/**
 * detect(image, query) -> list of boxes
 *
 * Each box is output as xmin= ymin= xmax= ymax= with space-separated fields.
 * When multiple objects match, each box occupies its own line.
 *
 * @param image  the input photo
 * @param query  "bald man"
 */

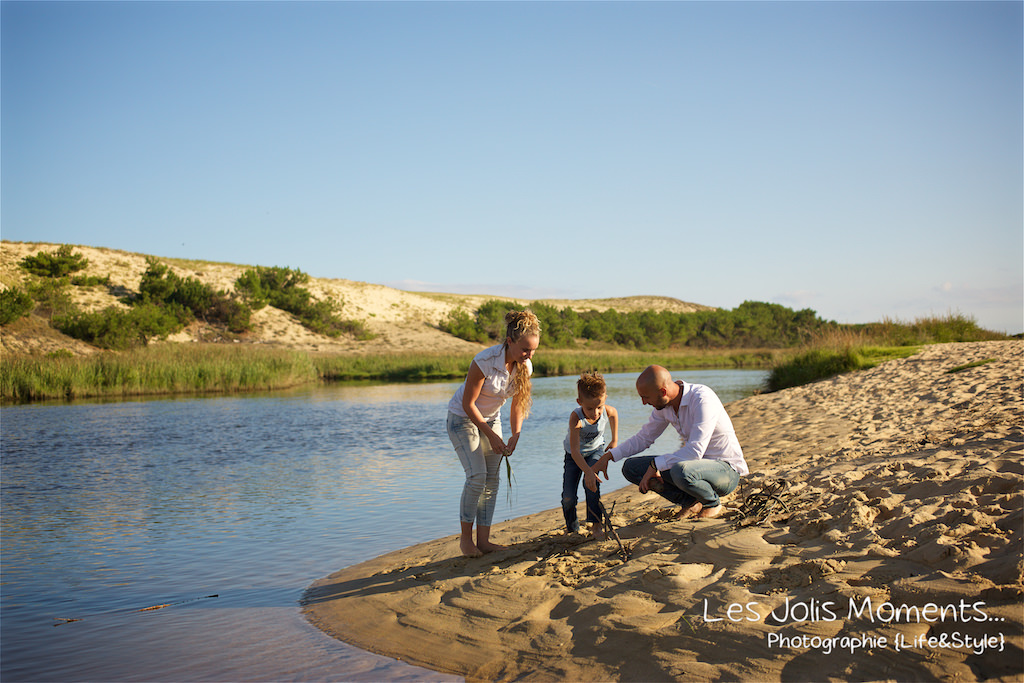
xmin=594 ymin=365 xmax=747 ymax=519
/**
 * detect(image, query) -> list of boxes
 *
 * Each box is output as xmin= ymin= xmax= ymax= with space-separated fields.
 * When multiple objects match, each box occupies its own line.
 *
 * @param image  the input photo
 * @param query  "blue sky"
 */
xmin=3 ymin=1 xmax=1022 ymax=333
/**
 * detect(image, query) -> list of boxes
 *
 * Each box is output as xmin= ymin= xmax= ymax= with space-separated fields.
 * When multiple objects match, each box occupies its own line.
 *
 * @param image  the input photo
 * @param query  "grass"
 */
xmin=765 ymin=346 xmax=919 ymax=392
xmin=946 ymin=358 xmax=997 ymax=374
xmin=1 ymin=312 xmax=1009 ymax=402
xmin=764 ymin=312 xmax=1004 ymax=392
xmin=1 ymin=345 xmax=780 ymax=403
xmin=1 ymin=344 xmax=317 ymax=402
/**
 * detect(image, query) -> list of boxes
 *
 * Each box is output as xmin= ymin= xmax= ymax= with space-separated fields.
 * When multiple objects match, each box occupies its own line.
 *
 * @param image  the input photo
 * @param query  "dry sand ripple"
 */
xmin=304 ymin=341 xmax=1022 ymax=682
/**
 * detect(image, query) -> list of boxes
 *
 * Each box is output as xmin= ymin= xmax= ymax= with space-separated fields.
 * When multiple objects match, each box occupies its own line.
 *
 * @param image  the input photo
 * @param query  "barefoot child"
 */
xmin=562 ymin=372 xmax=618 ymax=538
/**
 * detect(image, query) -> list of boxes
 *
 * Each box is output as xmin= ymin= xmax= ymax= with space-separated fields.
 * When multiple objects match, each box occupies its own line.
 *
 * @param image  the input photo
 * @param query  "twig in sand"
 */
xmin=601 ymin=502 xmax=633 ymax=562
xmin=734 ymin=479 xmax=790 ymax=528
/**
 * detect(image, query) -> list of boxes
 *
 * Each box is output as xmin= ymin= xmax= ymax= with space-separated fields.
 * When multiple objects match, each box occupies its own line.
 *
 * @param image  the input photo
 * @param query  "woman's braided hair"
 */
xmin=503 ymin=309 xmax=540 ymax=419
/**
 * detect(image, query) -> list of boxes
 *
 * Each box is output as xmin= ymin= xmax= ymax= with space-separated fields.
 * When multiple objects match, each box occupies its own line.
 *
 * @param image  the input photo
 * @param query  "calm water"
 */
xmin=0 ymin=369 xmax=768 ymax=682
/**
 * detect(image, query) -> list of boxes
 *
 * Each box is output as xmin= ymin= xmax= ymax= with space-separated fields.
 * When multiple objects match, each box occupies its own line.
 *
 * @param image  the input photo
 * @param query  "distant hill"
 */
xmin=0 ymin=241 xmax=714 ymax=356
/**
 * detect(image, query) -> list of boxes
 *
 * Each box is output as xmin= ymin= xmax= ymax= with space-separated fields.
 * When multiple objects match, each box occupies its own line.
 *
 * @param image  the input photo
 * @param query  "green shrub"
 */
xmin=139 ymin=258 xmax=212 ymax=315
xmin=208 ymin=296 xmax=252 ymax=334
xmin=530 ymin=302 xmax=580 ymax=348
xmin=476 ymin=300 xmax=516 ymax=340
xmin=138 ymin=258 xmax=251 ymax=332
xmin=24 ymin=278 xmax=75 ymax=319
xmin=0 ymin=288 xmax=35 ymax=324
xmin=18 ymin=245 xmax=89 ymax=278
xmin=438 ymin=299 xmax=519 ymax=344
xmin=235 ymin=266 xmax=308 ymax=311
xmin=70 ymin=274 xmax=111 ymax=287
xmin=233 ymin=268 xmax=270 ymax=309
xmin=234 ymin=265 xmax=367 ymax=338
xmin=138 ymin=258 xmax=179 ymax=304
xmin=54 ymin=303 xmax=188 ymax=350
xmin=439 ymin=308 xmax=488 ymax=343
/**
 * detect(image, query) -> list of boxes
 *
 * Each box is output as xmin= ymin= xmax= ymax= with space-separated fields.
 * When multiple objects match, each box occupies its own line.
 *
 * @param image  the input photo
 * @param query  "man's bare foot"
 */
xmin=460 ymin=538 xmax=483 ymax=557
xmin=477 ymin=541 xmax=508 ymax=553
xmin=675 ymin=501 xmax=702 ymax=519
xmin=698 ymin=504 xmax=724 ymax=519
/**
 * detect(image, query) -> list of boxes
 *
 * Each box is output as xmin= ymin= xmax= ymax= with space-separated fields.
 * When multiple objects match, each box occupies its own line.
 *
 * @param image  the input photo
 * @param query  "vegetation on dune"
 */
xmin=18 ymin=244 xmax=90 ymax=278
xmin=1 ymin=245 xmax=369 ymax=350
xmin=0 ymin=244 xmax=1011 ymax=402
xmin=234 ymin=265 xmax=370 ymax=338
xmin=0 ymin=288 xmax=34 ymax=325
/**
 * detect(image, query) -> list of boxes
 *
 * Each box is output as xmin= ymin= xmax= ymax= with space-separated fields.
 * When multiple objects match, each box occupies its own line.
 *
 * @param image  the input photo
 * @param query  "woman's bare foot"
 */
xmin=477 ymin=541 xmax=508 ymax=553
xmin=675 ymin=501 xmax=703 ymax=519
xmin=460 ymin=537 xmax=483 ymax=557
xmin=698 ymin=505 xmax=724 ymax=519
xmin=475 ymin=525 xmax=506 ymax=553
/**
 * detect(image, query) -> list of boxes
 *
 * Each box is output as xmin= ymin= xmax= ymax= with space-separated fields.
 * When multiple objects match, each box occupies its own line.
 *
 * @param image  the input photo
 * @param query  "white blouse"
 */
xmin=447 ymin=343 xmax=532 ymax=420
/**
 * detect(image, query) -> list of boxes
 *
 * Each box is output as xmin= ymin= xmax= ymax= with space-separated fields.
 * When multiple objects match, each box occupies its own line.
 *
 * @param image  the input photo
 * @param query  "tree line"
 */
xmin=441 ymin=299 xmax=828 ymax=350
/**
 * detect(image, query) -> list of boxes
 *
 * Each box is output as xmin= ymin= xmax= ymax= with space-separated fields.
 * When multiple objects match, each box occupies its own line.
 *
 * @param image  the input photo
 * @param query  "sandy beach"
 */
xmin=304 ymin=340 xmax=1023 ymax=682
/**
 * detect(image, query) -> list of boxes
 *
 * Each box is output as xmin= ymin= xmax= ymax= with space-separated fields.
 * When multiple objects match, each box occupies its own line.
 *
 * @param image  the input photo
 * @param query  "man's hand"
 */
xmin=593 ymin=451 xmax=612 ymax=480
xmin=639 ymin=466 xmax=662 ymax=494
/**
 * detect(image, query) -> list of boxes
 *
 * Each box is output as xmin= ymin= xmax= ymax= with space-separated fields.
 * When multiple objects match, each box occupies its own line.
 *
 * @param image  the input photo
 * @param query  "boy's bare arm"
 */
xmin=568 ymin=413 xmax=590 ymax=471
xmin=607 ymin=405 xmax=619 ymax=450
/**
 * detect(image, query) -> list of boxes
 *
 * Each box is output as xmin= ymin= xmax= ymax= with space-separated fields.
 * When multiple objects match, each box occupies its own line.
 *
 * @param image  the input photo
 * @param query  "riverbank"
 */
xmin=303 ymin=340 xmax=1023 ymax=682
xmin=0 ymin=342 xmax=781 ymax=403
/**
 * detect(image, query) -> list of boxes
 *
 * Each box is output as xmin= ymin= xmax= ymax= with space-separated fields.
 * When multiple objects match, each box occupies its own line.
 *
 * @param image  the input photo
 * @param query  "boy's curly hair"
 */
xmin=503 ymin=309 xmax=540 ymax=419
xmin=577 ymin=371 xmax=606 ymax=400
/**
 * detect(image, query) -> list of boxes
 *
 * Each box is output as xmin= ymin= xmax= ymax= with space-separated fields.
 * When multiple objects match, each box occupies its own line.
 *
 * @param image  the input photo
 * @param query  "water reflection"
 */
xmin=1 ymin=369 xmax=767 ymax=682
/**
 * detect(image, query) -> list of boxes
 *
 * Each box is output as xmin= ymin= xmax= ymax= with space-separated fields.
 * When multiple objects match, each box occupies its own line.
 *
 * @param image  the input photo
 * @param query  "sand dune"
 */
xmin=304 ymin=340 xmax=1023 ymax=682
xmin=0 ymin=241 xmax=709 ymax=357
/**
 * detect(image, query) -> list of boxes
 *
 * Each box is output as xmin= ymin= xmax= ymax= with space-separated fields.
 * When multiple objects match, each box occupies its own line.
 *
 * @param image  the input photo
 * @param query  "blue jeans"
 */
xmin=447 ymin=412 xmax=502 ymax=526
xmin=622 ymin=456 xmax=739 ymax=508
xmin=561 ymin=452 xmax=605 ymax=532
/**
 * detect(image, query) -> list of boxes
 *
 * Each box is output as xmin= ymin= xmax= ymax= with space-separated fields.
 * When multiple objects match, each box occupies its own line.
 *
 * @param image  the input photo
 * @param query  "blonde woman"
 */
xmin=447 ymin=310 xmax=540 ymax=557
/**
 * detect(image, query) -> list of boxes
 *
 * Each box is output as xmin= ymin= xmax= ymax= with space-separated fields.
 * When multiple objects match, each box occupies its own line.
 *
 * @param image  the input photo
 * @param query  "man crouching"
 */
xmin=594 ymin=365 xmax=747 ymax=519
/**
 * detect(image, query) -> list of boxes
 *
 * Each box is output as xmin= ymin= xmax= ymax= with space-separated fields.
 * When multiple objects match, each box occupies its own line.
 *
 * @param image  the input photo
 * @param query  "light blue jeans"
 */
xmin=622 ymin=456 xmax=739 ymax=508
xmin=447 ymin=412 xmax=503 ymax=526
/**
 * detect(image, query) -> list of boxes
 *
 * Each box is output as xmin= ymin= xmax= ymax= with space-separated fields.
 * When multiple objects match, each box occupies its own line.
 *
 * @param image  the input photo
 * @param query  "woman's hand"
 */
xmin=503 ymin=432 xmax=521 ymax=457
xmin=487 ymin=432 xmax=508 ymax=456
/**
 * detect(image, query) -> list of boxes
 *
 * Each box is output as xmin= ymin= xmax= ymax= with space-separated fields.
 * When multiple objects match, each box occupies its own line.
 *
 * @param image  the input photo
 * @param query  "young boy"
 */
xmin=562 ymin=371 xmax=618 ymax=539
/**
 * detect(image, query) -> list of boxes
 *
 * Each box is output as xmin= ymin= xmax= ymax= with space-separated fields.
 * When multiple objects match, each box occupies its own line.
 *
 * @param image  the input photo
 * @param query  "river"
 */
xmin=0 ymin=369 xmax=768 ymax=681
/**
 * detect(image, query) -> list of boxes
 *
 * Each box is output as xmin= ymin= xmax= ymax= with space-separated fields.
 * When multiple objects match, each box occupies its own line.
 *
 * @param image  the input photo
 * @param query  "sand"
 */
xmin=303 ymin=340 xmax=1023 ymax=682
